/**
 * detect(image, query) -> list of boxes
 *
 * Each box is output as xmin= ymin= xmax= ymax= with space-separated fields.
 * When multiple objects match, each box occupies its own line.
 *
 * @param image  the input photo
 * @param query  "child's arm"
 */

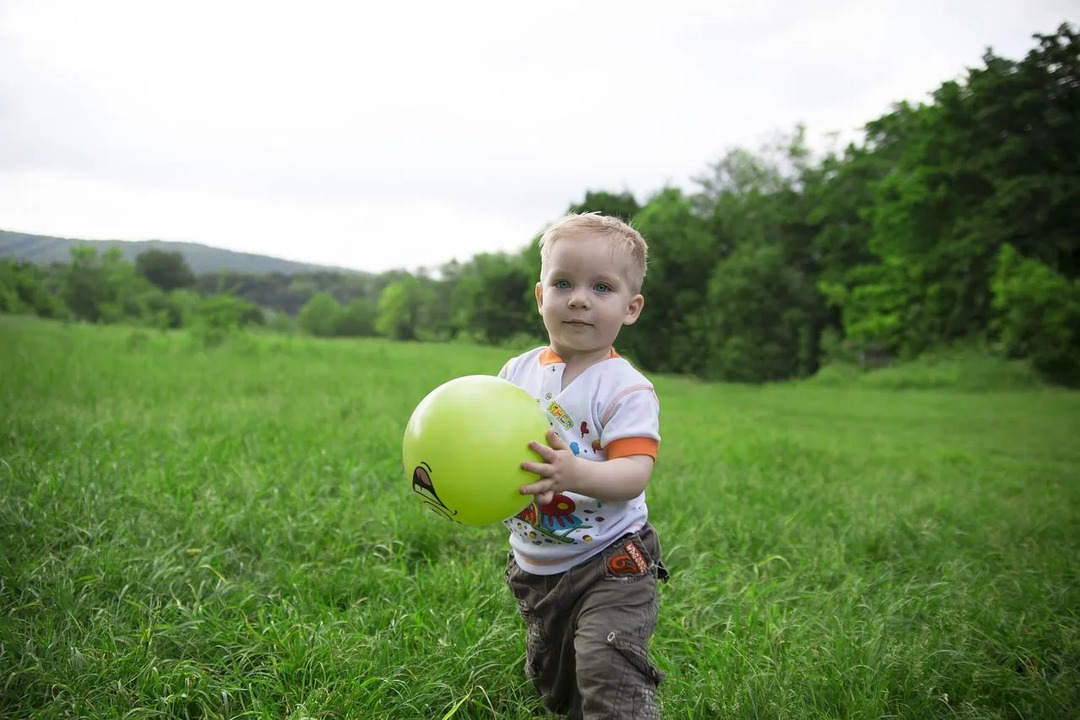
xmin=519 ymin=429 xmax=654 ymax=505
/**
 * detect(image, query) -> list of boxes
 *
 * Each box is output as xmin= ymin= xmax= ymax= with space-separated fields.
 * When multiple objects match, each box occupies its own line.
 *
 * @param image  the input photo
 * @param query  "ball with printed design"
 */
xmin=403 ymin=375 xmax=548 ymax=525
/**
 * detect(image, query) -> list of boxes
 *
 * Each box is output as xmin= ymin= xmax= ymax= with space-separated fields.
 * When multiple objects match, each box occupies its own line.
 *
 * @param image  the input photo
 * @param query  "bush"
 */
xmin=298 ymin=292 xmax=343 ymax=337
xmin=0 ymin=260 xmax=68 ymax=319
xmin=334 ymin=298 xmax=377 ymax=337
xmin=189 ymin=294 xmax=263 ymax=348
xmin=808 ymin=347 xmax=1044 ymax=392
xmin=991 ymin=245 xmax=1080 ymax=386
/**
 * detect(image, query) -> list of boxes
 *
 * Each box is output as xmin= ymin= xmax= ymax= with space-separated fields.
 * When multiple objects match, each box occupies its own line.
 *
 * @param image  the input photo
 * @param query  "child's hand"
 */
xmin=519 ymin=429 xmax=580 ymax=505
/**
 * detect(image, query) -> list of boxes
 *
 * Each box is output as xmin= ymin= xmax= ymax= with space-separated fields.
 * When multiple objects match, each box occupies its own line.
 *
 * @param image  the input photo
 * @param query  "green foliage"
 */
xmin=299 ymin=292 xmax=345 ymax=338
xmin=297 ymin=293 xmax=380 ymax=339
xmin=705 ymin=243 xmax=817 ymax=382
xmin=335 ymin=297 xmax=378 ymax=337
xmin=623 ymin=188 xmax=716 ymax=375
xmin=832 ymin=24 xmax=1080 ymax=360
xmin=139 ymin=287 xmax=199 ymax=329
xmin=58 ymin=246 xmax=155 ymax=323
xmin=189 ymin=294 xmax=263 ymax=348
xmin=135 ymin=248 xmax=196 ymax=291
xmin=835 ymin=258 xmax=922 ymax=353
xmin=3 ymin=24 xmax=1077 ymax=386
xmin=61 ymin=245 xmax=107 ymax=321
xmin=568 ymin=190 xmax=641 ymax=222
xmin=376 ymin=276 xmax=437 ymax=341
xmin=809 ymin=347 xmax=1045 ymax=392
xmin=687 ymin=128 xmax=825 ymax=381
xmin=198 ymin=269 xmax=387 ymax=316
xmin=992 ymin=244 xmax=1080 ymax=385
xmin=451 ymin=252 xmax=538 ymax=345
xmin=0 ymin=260 xmax=67 ymax=318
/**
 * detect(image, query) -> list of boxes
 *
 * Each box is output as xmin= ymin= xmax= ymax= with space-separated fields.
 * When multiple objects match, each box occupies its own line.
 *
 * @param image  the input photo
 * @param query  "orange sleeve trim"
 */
xmin=605 ymin=437 xmax=659 ymax=460
xmin=539 ymin=347 xmax=563 ymax=365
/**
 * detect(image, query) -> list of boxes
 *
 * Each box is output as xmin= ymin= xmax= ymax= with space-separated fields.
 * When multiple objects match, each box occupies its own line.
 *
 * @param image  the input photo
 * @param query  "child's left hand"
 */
xmin=519 ymin=429 xmax=580 ymax=505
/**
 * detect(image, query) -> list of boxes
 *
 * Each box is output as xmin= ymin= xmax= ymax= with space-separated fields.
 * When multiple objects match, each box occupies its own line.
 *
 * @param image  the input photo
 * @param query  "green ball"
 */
xmin=403 ymin=375 xmax=548 ymax=525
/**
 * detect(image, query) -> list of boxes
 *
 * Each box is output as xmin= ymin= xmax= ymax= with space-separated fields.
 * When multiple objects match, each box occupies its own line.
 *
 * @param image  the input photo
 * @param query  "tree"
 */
xmin=298 ymin=292 xmax=344 ymax=337
xmin=97 ymin=247 xmax=154 ymax=323
xmin=190 ymin=294 xmax=263 ymax=347
xmin=0 ymin=260 xmax=67 ymax=318
xmin=992 ymin=244 xmax=1080 ymax=385
xmin=451 ymin=253 xmax=537 ymax=343
xmin=334 ymin=298 xmax=378 ymax=337
xmin=376 ymin=276 xmax=436 ymax=341
xmin=835 ymin=24 xmax=1080 ymax=356
xmin=62 ymin=246 xmax=106 ymax=321
xmin=135 ymin=249 xmax=196 ymax=291
xmin=568 ymin=190 xmax=641 ymax=222
xmin=704 ymin=243 xmax=818 ymax=382
xmin=622 ymin=187 xmax=717 ymax=375
xmin=690 ymin=128 xmax=826 ymax=377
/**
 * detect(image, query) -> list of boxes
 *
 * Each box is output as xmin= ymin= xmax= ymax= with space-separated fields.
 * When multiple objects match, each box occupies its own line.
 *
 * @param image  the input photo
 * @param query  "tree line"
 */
xmin=3 ymin=24 xmax=1078 ymax=385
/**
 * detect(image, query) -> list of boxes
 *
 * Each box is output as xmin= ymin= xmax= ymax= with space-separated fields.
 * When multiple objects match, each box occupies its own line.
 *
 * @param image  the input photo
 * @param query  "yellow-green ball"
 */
xmin=403 ymin=375 xmax=548 ymax=525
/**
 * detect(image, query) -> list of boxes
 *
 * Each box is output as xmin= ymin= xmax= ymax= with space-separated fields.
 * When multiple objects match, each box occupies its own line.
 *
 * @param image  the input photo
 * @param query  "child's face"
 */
xmin=535 ymin=235 xmax=643 ymax=359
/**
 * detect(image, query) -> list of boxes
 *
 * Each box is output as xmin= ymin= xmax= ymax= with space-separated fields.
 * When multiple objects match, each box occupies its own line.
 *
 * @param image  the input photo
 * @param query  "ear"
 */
xmin=534 ymin=282 xmax=544 ymax=313
xmin=622 ymin=293 xmax=644 ymax=326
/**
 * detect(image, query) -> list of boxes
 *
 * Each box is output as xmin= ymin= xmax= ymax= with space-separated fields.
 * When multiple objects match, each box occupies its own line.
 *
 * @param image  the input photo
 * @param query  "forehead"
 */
xmin=543 ymin=235 xmax=629 ymax=276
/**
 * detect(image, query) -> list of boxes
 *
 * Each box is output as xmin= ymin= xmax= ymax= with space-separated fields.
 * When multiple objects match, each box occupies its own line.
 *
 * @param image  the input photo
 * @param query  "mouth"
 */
xmin=565 ymin=320 xmax=592 ymax=328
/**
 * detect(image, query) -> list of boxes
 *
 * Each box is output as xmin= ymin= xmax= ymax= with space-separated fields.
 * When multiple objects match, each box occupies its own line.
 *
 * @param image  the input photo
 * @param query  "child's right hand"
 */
xmin=519 ymin=429 xmax=582 ymax=505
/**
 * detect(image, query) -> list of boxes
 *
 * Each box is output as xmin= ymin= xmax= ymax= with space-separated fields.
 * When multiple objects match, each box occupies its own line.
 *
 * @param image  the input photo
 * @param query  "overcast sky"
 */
xmin=1 ymin=1 xmax=1075 ymax=273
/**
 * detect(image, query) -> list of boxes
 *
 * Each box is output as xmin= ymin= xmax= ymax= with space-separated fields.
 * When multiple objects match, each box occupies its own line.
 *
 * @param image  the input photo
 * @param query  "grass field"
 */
xmin=2 ymin=318 xmax=1079 ymax=719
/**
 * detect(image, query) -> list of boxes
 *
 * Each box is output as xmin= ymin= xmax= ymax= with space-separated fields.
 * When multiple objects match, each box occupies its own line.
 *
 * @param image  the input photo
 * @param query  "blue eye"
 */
xmin=554 ymin=280 xmax=570 ymax=289
xmin=594 ymin=283 xmax=611 ymax=293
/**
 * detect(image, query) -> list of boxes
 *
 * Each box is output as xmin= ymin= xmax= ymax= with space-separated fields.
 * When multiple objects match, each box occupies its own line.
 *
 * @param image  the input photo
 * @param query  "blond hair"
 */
xmin=538 ymin=212 xmax=649 ymax=293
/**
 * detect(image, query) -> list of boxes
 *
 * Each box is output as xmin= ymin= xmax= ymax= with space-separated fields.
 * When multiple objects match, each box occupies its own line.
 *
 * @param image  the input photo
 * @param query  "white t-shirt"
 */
xmin=499 ymin=346 xmax=661 ymax=575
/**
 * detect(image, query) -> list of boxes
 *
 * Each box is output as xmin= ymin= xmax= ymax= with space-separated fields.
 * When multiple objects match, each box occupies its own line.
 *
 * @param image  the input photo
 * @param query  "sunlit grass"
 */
xmin=2 ymin=317 xmax=1079 ymax=718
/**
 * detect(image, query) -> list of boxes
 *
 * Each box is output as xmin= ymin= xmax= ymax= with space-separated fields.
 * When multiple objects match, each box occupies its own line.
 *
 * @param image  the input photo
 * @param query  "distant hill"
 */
xmin=0 ymin=229 xmax=352 ymax=276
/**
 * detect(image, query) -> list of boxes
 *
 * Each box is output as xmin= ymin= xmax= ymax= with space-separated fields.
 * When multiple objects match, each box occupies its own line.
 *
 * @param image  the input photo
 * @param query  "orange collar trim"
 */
xmin=538 ymin=347 xmax=619 ymax=366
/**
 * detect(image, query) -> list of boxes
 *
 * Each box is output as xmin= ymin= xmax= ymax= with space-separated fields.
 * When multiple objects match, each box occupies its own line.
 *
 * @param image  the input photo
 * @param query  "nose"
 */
xmin=568 ymin=290 xmax=590 ymax=309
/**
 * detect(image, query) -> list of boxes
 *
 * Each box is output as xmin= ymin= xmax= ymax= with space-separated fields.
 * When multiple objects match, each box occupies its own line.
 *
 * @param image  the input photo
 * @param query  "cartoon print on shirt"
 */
xmin=570 ymin=441 xmax=580 ymax=456
xmin=547 ymin=401 xmax=574 ymax=430
xmin=591 ymin=439 xmax=602 ymax=452
xmin=411 ymin=462 xmax=459 ymax=523
xmin=514 ymin=493 xmax=594 ymax=544
xmin=580 ymin=421 xmax=589 ymax=436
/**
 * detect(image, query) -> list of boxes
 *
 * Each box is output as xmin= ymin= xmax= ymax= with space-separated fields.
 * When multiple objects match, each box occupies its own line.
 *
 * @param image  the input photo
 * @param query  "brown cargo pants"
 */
xmin=505 ymin=523 xmax=668 ymax=719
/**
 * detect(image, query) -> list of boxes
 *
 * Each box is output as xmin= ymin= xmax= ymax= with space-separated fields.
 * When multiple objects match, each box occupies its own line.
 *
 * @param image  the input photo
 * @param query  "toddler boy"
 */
xmin=499 ymin=212 xmax=667 ymax=719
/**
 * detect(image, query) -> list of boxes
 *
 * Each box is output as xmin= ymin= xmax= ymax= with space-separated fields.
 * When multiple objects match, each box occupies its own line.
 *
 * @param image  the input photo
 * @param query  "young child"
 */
xmin=498 ymin=212 xmax=667 ymax=719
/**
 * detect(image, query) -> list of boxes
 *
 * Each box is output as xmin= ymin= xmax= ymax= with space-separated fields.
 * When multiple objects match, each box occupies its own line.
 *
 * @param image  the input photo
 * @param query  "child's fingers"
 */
xmin=520 ymin=460 xmax=549 ymax=476
xmin=518 ymin=478 xmax=551 ymax=496
xmin=545 ymin=429 xmax=566 ymax=449
xmin=528 ymin=441 xmax=556 ymax=462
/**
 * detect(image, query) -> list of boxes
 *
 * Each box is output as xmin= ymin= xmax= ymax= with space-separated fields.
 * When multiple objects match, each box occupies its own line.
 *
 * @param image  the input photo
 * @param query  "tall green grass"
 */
xmin=2 ymin=318 xmax=1079 ymax=718
xmin=808 ymin=347 xmax=1045 ymax=392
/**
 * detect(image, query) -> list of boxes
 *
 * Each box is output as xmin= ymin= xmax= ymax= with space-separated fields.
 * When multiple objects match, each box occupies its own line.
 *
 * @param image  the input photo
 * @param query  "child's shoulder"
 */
xmin=598 ymin=354 xmax=653 ymax=388
xmin=498 ymin=346 xmax=547 ymax=380
xmin=585 ymin=356 xmax=656 ymax=408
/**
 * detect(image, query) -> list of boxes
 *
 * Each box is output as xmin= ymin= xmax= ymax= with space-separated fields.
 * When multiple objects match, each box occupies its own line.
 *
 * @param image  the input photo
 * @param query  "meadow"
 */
xmin=2 ymin=318 xmax=1079 ymax=719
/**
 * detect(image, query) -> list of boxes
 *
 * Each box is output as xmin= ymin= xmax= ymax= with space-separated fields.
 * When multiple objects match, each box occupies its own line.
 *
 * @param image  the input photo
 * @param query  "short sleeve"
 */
xmin=599 ymin=385 xmax=660 ymax=459
xmin=497 ymin=353 xmax=523 ymax=381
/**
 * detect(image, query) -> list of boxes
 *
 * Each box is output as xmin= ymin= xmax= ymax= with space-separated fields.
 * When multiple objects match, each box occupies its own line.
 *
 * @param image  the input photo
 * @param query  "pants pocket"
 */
xmin=610 ymin=633 xmax=665 ymax=686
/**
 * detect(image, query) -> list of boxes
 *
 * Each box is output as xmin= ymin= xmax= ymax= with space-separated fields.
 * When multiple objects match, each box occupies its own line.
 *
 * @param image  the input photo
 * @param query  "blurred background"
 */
xmin=2 ymin=1 xmax=1078 ymax=386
